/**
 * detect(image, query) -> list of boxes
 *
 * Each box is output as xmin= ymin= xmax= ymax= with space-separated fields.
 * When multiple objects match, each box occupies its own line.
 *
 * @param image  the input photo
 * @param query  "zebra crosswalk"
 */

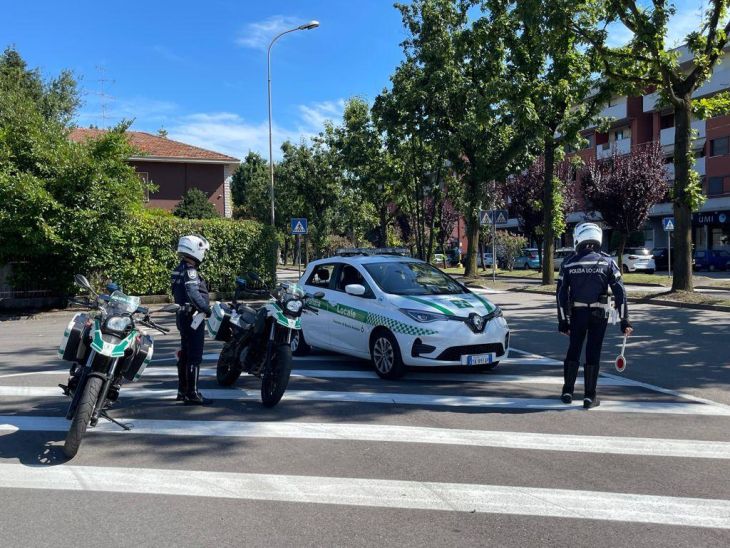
xmin=1 ymin=347 xmax=729 ymax=537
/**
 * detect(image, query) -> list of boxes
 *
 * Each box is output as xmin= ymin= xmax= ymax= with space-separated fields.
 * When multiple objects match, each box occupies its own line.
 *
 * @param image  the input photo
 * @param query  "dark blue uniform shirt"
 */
xmin=556 ymin=249 xmax=627 ymax=322
xmin=171 ymin=260 xmax=210 ymax=314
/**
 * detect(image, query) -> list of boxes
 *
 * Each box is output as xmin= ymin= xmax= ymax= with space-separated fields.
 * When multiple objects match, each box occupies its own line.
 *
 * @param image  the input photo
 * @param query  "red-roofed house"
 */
xmin=69 ymin=128 xmax=239 ymax=217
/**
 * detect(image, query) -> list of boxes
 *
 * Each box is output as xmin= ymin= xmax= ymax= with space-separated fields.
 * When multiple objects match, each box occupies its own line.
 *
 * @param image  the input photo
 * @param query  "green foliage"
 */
xmin=172 ymin=188 xmax=219 ymax=219
xmin=694 ymin=91 xmax=730 ymax=119
xmin=231 ymin=151 xmax=270 ymax=221
xmin=493 ymin=231 xmax=529 ymax=271
xmin=104 ymin=215 xmax=277 ymax=295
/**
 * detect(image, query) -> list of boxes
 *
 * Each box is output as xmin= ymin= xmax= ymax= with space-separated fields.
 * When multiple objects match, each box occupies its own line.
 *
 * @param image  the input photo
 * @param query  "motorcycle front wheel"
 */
xmin=261 ymin=343 xmax=292 ymax=407
xmin=63 ymin=375 xmax=103 ymax=459
xmin=216 ymin=341 xmax=243 ymax=386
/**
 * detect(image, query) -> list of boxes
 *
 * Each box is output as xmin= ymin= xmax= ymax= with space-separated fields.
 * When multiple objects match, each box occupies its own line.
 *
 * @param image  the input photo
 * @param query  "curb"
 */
xmin=505 ymin=286 xmax=730 ymax=313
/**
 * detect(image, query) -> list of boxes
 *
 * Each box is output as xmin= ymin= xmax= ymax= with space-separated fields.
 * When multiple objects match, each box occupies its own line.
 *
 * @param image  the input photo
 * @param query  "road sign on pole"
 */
xmin=479 ymin=210 xmax=509 ymax=225
xmin=479 ymin=210 xmax=490 ymax=226
xmin=662 ymin=217 xmax=674 ymax=277
xmin=662 ymin=217 xmax=675 ymax=231
xmin=290 ymin=218 xmax=308 ymax=235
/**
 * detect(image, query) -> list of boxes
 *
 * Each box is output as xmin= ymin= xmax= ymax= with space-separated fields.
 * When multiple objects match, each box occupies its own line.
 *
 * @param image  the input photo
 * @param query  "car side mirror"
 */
xmin=345 ymin=284 xmax=366 ymax=296
xmin=313 ymin=291 xmax=325 ymax=299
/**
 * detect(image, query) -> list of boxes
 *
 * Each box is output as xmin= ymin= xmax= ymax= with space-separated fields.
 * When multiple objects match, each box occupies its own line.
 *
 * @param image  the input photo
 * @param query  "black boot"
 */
xmin=184 ymin=363 xmax=213 ymax=405
xmin=583 ymin=362 xmax=600 ymax=409
xmin=561 ymin=360 xmax=579 ymax=403
xmin=176 ymin=358 xmax=187 ymax=401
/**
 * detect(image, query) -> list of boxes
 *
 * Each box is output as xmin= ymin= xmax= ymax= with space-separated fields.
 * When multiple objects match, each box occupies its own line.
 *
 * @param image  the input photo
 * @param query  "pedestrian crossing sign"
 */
xmin=291 ymin=218 xmax=308 ymax=235
xmin=663 ymin=217 xmax=675 ymax=231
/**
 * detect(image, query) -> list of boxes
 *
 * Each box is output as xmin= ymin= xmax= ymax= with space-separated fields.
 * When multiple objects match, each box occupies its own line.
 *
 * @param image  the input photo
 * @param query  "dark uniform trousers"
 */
xmin=176 ymin=310 xmax=205 ymax=393
xmin=563 ymin=308 xmax=608 ymax=401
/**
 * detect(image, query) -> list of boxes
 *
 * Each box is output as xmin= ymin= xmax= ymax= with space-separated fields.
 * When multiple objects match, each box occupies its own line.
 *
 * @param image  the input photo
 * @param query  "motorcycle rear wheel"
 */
xmin=261 ymin=344 xmax=292 ymax=407
xmin=216 ymin=341 xmax=242 ymax=386
xmin=63 ymin=375 xmax=103 ymax=459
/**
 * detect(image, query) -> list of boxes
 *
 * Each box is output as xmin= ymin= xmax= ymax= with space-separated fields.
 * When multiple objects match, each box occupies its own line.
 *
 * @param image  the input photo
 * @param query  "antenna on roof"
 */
xmin=95 ymin=65 xmax=115 ymax=127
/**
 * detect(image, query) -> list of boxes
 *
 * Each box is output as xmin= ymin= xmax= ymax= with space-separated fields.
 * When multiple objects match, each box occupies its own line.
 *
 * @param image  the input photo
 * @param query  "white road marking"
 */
xmin=3 ymin=385 xmax=729 ymax=415
xmin=2 ymin=416 xmax=729 ymax=460
xmin=0 ymin=367 xmax=629 ymax=386
xmin=0 ymin=463 xmax=728 ymax=529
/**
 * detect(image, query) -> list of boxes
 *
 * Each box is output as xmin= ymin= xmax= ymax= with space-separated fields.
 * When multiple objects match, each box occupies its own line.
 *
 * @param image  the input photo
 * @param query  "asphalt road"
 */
xmin=1 ymin=290 xmax=729 ymax=547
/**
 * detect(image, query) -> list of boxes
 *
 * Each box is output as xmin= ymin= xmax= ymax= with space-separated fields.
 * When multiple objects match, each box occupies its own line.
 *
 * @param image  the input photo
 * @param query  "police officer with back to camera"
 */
xmin=171 ymin=234 xmax=213 ymax=405
xmin=556 ymin=223 xmax=633 ymax=409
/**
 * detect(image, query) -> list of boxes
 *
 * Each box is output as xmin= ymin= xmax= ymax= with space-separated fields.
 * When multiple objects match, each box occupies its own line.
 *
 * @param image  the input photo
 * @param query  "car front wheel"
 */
xmin=370 ymin=330 xmax=406 ymax=380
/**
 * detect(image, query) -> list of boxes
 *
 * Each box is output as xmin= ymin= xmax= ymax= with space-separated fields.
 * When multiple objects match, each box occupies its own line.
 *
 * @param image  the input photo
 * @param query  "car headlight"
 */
xmin=105 ymin=316 xmax=131 ymax=332
xmin=485 ymin=306 xmax=503 ymax=321
xmin=400 ymin=308 xmax=451 ymax=323
xmin=286 ymin=299 xmax=303 ymax=314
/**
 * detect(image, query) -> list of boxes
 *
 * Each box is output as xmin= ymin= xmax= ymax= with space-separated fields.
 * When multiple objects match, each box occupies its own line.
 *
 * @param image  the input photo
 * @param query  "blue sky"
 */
xmin=1 ymin=1 xmax=706 ymax=159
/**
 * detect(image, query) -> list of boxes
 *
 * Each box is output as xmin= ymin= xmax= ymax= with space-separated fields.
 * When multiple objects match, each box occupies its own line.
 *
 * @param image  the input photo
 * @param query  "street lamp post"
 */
xmin=267 ymin=20 xmax=319 ymax=276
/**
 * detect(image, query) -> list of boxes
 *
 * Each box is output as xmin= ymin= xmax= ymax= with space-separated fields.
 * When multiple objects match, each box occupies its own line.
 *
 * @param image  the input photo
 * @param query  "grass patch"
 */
xmin=634 ymin=289 xmax=730 ymax=307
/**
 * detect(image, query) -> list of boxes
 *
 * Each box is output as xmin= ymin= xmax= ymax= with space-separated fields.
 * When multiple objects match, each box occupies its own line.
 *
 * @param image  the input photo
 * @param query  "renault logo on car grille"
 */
xmin=468 ymin=312 xmax=485 ymax=333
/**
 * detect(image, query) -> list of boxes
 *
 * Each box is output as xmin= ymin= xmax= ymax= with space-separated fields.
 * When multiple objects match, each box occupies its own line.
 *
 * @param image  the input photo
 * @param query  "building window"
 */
xmin=137 ymin=172 xmax=150 ymax=202
xmin=710 ymin=137 xmax=729 ymax=157
xmin=659 ymin=113 xmax=674 ymax=130
xmin=708 ymin=176 xmax=725 ymax=196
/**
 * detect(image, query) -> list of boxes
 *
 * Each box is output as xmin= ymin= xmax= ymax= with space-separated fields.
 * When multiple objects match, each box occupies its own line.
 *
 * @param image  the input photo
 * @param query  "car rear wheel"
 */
xmin=370 ymin=330 xmax=406 ymax=380
xmin=623 ymin=265 xmax=630 ymax=273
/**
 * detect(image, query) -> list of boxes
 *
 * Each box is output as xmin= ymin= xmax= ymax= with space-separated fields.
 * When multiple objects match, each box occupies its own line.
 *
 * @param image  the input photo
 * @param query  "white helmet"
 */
xmin=574 ymin=222 xmax=602 ymax=251
xmin=177 ymin=234 xmax=210 ymax=264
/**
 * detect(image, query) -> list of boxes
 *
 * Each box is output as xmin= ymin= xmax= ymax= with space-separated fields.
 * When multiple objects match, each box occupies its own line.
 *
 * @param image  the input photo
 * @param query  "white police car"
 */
xmin=293 ymin=249 xmax=510 ymax=379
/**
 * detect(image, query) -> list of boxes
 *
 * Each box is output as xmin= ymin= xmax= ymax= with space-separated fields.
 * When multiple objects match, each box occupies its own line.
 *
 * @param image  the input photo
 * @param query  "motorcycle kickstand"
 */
xmin=99 ymin=411 xmax=133 ymax=431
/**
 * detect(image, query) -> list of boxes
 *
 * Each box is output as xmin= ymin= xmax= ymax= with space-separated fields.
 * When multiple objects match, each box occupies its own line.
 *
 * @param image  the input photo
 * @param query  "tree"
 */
xmin=0 ymin=47 xmax=147 ymax=292
xmin=581 ymin=142 xmax=668 ymax=268
xmin=231 ymin=151 xmax=270 ymax=220
xmin=506 ymin=158 xmax=576 ymax=265
xmin=495 ymin=0 xmax=609 ymax=284
xmin=394 ymin=0 xmax=535 ymax=277
xmin=172 ymin=188 xmax=219 ymax=219
xmin=335 ymin=97 xmax=393 ymax=247
xmin=583 ymin=0 xmax=730 ymax=291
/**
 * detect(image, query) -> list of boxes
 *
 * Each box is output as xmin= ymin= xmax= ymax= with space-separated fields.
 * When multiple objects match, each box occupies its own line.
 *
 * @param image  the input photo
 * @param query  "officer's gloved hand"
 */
xmin=620 ymin=319 xmax=632 ymax=333
xmin=205 ymin=307 xmax=212 ymax=318
xmin=559 ymin=319 xmax=570 ymax=334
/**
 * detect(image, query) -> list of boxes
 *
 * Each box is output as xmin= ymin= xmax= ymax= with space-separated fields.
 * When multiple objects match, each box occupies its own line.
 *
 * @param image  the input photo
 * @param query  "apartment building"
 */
xmin=563 ymin=48 xmax=730 ymax=253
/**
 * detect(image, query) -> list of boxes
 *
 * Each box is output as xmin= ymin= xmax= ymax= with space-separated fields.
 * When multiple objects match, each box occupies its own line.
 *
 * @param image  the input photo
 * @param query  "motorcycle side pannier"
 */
xmin=58 ymin=313 xmax=91 ymax=362
xmin=123 ymin=334 xmax=153 ymax=382
xmin=207 ymin=302 xmax=233 ymax=342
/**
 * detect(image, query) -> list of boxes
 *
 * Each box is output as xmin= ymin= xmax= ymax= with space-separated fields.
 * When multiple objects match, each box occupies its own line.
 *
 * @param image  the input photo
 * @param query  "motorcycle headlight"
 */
xmin=105 ymin=316 xmax=131 ymax=332
xmin=400 ymin=309 xmax=451 ymax=323
xmin=286 ymin=299 xmax=303 ymax=314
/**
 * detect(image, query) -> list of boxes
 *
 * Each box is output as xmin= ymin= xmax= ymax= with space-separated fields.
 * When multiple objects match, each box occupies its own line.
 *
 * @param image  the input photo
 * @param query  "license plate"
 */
xmin=461 ymin=353 xmax=495 ymax=366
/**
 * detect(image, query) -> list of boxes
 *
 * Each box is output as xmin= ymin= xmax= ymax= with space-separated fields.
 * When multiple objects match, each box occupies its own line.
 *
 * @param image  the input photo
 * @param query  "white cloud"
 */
xmin=604 ymin=2 xmax=710 ymax=48
xmin=166 ymin=99 xmax=346 ymax=160
xmin=298 ymin=99 xmax=346 ymax=130
xmin=235 ymin=15 xmax=303 ymax=50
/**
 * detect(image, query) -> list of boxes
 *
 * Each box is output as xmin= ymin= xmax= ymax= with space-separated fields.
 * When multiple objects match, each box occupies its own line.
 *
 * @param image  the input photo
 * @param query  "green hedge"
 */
xmin=99 ymin=215 xmax=277 ymax=296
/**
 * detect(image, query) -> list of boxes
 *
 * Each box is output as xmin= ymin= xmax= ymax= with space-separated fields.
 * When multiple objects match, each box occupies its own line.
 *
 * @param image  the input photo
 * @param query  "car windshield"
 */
xmin=525 ymin=250 xmax=538 ymax=258
xmin=364 ymin=261 xmax=466 ymax=296
xmin=107 ymin=290 xmax=140 ymax=314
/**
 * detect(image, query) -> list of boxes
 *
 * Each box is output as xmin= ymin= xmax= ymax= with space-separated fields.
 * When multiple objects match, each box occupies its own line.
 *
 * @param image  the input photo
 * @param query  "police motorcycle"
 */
xmin=57 ymin=275 xmax=170 ymax=458
xmin=209 ymin=272 xmax=324 ymax=407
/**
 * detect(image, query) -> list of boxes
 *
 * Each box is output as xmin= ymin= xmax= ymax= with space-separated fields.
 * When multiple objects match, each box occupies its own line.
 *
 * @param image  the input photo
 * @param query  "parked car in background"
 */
xmin=553 ymin=248 xmax=575 ymax=271
xmin=431 ymin=253 xmax=448 ymax=267
xmin=694 ymin=249 xmax=730 ymax=271
xmin=514 ymin=248 xmax=541 ymax=270
xmin=651 ymin=247 xmax=696 ymax=271
xmin=614 ymin=247 xmax=656 ymax=273
xmin=477 ymin=252 xmax=495 ymax=268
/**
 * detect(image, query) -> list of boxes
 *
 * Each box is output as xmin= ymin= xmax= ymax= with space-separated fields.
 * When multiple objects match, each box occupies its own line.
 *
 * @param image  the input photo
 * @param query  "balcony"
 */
xmin=596 ymin=138 xmax=631 ymax=159
xmin=645 ymin=62 xmax=730 ymax=111
xmin=599 ymin=97 xmax=628 ymax=120
xmin=659 ymin=120 xmax=706 ymax=152
xmin=663 ymin=157 xmax=706 ymax=181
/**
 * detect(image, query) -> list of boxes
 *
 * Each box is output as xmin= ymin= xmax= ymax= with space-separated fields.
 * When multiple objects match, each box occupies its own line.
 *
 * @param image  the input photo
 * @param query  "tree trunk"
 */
xmin=671 ymin=99 xmax=694 ymax=292
xmin=541 ymin=139 xmax=557 ymax=284
xmin=464 ymin=209 xmax=479 ymax=277
xmin=379 ymin=203 xmax=388 ymax=248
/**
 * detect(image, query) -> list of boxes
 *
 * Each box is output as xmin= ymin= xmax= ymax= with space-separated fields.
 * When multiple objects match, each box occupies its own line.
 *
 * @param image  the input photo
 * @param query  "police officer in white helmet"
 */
xmin=556 ymin=223 xmax=633 ymax=409
xmin=171 ymin=234 xmax=213 ymax=405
